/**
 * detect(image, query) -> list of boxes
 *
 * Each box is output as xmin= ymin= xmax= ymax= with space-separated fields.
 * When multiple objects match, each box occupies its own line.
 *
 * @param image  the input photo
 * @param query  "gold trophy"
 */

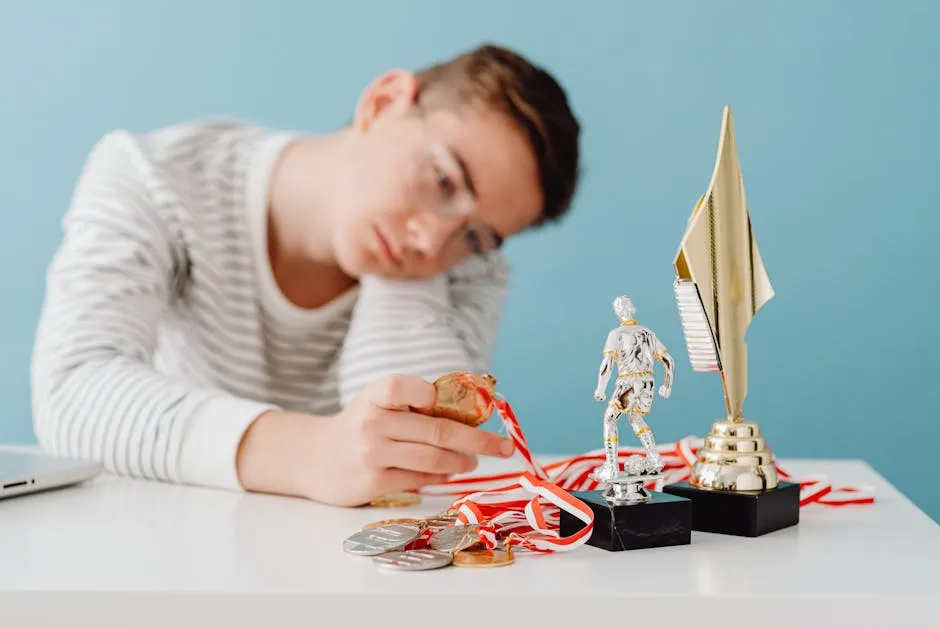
xmin=662 ymin=106 xmax=800 ymax=537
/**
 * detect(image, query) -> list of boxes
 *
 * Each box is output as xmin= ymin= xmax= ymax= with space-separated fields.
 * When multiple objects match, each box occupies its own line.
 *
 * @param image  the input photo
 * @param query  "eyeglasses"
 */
xmin=406 ymin=122 xmax=503 ymax=263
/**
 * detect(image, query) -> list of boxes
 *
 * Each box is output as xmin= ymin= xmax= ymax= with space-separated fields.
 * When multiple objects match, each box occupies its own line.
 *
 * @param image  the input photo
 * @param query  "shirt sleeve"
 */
xmin=30 ymin=130 xmax=277 ymax=490
xmin=336 ymin=253 xmax=509 ymax=406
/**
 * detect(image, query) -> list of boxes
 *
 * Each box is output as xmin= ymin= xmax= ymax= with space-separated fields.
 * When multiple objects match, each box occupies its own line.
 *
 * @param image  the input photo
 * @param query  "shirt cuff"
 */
xmin=178 ymin=395 xmax=280 ymax=491
xmin=358 ymin=273 xmax=449 ymax=301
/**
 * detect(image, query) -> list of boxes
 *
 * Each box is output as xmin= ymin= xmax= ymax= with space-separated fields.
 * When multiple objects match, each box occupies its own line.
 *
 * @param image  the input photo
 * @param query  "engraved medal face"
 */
xmin=428 ymin=524 xmax=481 ymax=553
xmin=373 ymin=549 xmax=453 ymax=571
xmin=342 ymin=523 xmax=421 ymax=556
xmin=422 ymin=516 xmax=457 ymax=533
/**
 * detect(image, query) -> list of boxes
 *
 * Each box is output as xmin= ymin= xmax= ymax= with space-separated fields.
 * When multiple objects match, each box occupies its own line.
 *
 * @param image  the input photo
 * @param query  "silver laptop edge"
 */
xmin=0 ymin=449 xmax=102 ymax=500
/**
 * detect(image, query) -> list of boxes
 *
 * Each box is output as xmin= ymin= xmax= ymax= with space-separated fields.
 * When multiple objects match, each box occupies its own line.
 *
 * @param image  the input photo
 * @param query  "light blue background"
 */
xmin=1 ymin=1 xmax=937 ymax=521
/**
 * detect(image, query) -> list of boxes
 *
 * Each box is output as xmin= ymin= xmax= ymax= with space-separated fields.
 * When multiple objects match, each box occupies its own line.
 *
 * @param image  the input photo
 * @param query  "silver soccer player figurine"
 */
xmin=591 ymin=295 xmax=675 ymax=503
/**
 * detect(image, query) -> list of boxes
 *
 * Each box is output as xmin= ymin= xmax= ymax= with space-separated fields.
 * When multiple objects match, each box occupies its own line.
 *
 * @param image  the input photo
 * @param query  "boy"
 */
xmin=30 ymin=44 xmax=581 ymax=506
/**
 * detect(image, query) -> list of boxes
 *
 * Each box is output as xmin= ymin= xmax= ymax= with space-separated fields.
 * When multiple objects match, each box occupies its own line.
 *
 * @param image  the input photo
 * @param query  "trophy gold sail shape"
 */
xmin=673 ymin=105 xmax=778 ymax=492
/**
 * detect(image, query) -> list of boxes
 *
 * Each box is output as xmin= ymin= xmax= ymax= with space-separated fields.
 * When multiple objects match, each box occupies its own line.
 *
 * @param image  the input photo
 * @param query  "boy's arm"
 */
xmin=30 ymin=131 xmax=278 ymax=490
xmin=337 ymin=253 xmax=509 ymax=406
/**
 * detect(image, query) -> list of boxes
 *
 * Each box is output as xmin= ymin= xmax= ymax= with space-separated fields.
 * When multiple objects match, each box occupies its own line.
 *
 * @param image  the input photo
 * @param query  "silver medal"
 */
xmin=373 ymin=549 xmax=453 ymax=571
xmin=428 ymin=523 xmax=481 ymax=553
xmin=342 ymin=523 xmax=420 ymax=556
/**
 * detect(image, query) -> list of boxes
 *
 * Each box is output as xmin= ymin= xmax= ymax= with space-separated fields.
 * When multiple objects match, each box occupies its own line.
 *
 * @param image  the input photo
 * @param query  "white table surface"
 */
xmin=1 ymin=450 xmax=937 ymax=627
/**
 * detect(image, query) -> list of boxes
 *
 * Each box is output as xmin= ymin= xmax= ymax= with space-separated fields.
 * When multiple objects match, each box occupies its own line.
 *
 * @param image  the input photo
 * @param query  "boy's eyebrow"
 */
xmin=450 ymin=148 xmax=477 ymax=199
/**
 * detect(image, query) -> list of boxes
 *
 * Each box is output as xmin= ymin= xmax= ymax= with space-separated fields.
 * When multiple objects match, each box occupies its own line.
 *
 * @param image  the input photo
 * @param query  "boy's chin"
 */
xmin=335 ymin=251 xmax=402 ymax=282
xmin=332 ymin=239 xmax=374 ymax=276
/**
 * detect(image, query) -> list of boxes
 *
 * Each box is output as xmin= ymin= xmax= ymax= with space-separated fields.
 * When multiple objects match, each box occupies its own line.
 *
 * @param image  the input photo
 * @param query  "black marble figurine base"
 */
xmin=559 ymin=490 xmax=692 ymax=552
xmin=662 ymin=481 xmax=800 ymax=537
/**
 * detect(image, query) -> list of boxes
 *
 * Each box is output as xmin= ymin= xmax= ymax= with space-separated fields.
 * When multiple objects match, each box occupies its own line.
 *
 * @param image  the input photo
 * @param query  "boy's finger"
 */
xmin=379 ymin=469 xmax=451 ymax=496
xmin=365 ymin=375 xmax=437 ymax=411
xmin=375 ymin=440 xmax=478 ymax=476
xmin=383 ymin=411 xmax=515 ymax=459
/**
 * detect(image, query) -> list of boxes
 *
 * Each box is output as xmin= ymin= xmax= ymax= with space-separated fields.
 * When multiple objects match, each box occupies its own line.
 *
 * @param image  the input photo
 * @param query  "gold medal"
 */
xmin=361 ymin=518 xmax=426 ymax=531
xmin=452 ymin=548 xmax=515 ymax=568
xmin=369 ymin=491 xmax=422 ymax=508
xmin=412 ymin=372 xmax=498 ymax=427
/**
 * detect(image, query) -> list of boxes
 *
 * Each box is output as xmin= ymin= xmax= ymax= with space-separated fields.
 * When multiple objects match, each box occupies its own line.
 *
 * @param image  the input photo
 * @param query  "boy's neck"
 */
xmin=265 ymin=132 xmax=358 ymax=310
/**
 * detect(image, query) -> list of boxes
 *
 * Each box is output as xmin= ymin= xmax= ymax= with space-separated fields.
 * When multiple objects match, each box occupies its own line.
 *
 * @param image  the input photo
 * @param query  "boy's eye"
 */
xmin=434 ymin=165 xmax=456 ymax=198
xmin=463 ymin=225 xmax=484 ymax=255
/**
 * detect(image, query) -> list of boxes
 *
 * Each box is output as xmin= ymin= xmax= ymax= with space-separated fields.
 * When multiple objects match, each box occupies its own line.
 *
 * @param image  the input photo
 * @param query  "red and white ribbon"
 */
xmin=418 ymin=395 xmax=875 ymax=553
xmin=449 ymin=472 xmax=595 ymax=553
xmin=493 ymin=399 xmax=549 ymax=481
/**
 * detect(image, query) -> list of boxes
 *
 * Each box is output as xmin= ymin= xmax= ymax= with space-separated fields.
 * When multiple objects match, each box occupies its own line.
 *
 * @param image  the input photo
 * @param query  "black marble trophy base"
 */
xmin=559 ymin=490 xmax=692 ymax=552
xmin=662 ymin=481 xmax=800 ymax=537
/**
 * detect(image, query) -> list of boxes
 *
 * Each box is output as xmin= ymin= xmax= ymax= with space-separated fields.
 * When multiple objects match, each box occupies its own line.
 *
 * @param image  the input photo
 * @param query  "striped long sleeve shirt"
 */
xmin=30 ymin=120 xmax=508 ymax=491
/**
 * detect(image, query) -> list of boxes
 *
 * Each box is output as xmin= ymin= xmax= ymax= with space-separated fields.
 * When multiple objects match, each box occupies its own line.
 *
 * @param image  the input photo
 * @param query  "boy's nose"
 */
xmin=405 ymin=213 xmax=459 ymax=258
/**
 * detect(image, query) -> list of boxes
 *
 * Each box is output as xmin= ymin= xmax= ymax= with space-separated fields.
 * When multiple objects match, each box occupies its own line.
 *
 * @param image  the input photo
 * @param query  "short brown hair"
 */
xmin=414 ymin=44 xmax=581 ymax=226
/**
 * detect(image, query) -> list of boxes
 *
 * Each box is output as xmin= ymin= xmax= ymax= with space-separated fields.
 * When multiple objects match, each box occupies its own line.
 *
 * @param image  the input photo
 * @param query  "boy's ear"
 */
xmin=352 ymin=69 xmax=418 ymax=132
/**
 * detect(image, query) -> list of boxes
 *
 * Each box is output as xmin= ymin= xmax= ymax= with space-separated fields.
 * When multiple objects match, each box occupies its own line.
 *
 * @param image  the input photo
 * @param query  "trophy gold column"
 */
xmin=663 ymin=106 xmax=800 ymax=537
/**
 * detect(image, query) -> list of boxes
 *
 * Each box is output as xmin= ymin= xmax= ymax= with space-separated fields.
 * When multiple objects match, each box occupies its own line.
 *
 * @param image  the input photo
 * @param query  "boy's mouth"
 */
xmin=374 ymin=226 xmax=403 ymax=267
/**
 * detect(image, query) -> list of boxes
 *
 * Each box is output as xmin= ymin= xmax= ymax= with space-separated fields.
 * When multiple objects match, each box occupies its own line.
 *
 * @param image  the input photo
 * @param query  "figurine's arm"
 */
xmin=594 ymin=330 xmax=618 ymax=401
xmin=653 ymin=337 xmax=675 ymax=398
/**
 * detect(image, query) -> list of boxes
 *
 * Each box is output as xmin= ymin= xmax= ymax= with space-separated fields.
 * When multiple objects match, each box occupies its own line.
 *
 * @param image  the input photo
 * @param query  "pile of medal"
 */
xmin=343 ymin=505 xmax=514 ymax=572
xmin=342 ymin=371 xmax=514 ymax=572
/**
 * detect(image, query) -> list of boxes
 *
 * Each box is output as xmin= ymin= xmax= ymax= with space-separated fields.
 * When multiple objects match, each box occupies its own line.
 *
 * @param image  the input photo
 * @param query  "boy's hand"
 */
xmin=303 ymin=375 xmax=515 ymax=507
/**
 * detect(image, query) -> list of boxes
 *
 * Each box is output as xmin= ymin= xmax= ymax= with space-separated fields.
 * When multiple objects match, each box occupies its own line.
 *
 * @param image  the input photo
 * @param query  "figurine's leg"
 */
xmin=602 ymin=401 xmax=622 ymax=473
xmin=628 ymin=413 xmax=663 ymax=473
xmin=593 ymin=384 xmax=628 ymax=482
xmin=627 ymin=378 xmax=663 ymax=473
